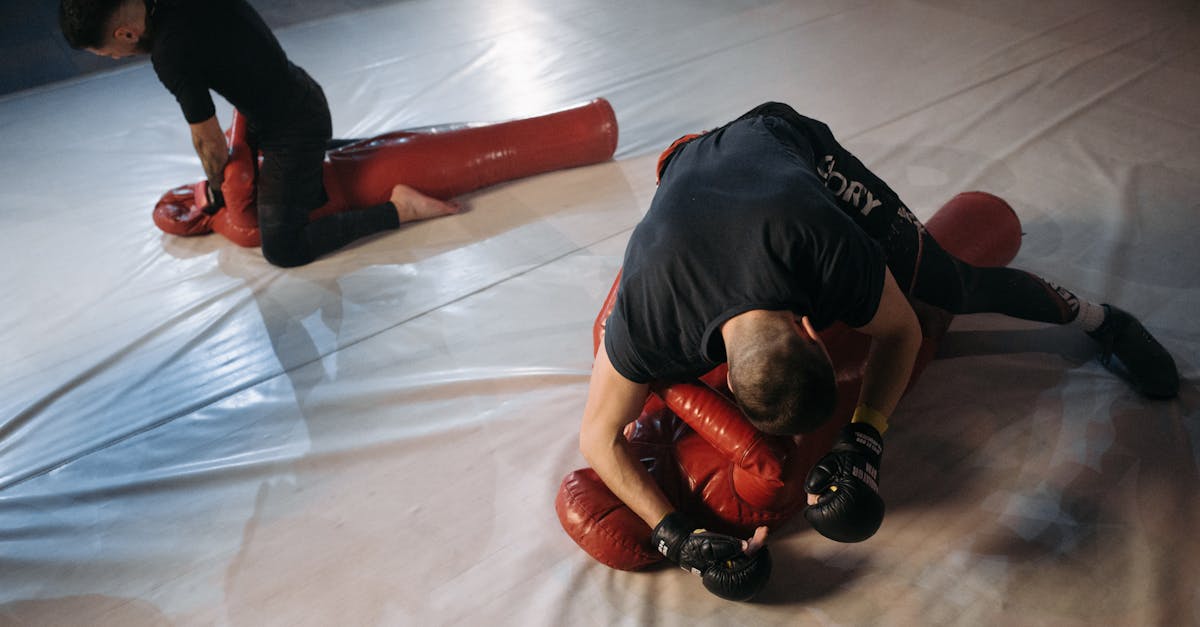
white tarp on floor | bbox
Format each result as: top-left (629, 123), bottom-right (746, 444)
top-left (1, 0), bottom-right (1197, 624)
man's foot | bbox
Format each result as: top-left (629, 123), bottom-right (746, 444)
top-left (1087, 304), bottom-right (1179, 398)
top-left (390, 184), bottom-right (461, 223)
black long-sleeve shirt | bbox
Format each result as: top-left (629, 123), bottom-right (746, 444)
top-left (149, 0), bottom-right (324, 143)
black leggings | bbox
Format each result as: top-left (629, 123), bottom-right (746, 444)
top-left (256, 142), bottom-right (399, 268)
top-left (897, 226), bottom-right (1078, 323)
top-left (251, 78), bottom-right (399, 268)
top-left (743, 101), bottom-right (1081, 325)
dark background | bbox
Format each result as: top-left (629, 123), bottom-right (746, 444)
top-left (0, 0), bottom-right (406, 97)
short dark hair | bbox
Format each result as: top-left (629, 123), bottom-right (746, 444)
top-left (727, 320), bottom-right (836, 435)
top-left (59, 0), bottom-right (128, 49)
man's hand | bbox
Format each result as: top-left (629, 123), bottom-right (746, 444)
top-left (189, 116), bottom-right (229, 201)
top-left (652, 512), bottom-right (771, 601)
top-left (804, 422), bottom-right (885, 542)
top-left (202, 180), bottom-right (225, 214)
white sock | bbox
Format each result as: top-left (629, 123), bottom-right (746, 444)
top-left (1072, 300), bottom-right (1107, 333)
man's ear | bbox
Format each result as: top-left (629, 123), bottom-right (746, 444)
top-left (800, 315), bottom-right (832, 362)
top-left (112, 1), bottom-right (146, 42)
top-left (799, 315), bottom-right (819, 341)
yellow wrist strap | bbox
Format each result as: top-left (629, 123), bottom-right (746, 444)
top-left (851, 404), bottom-right (889, 435)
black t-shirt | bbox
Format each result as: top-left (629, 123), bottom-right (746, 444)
top-left (604, 113), bottom-right (887, 383)
top-left (149, 0), bottom-right (321, 139)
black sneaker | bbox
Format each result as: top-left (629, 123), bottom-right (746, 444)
top-left (1086, 304), bottom-right (1179, 399)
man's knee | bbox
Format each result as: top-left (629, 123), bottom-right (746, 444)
top-left (259, 227), bottom-right (312, 268)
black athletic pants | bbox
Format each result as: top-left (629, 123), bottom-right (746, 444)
top-left (252, 74), bottom-right (399, 268)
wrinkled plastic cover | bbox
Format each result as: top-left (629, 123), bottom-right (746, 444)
top-left (1, 0), bottom-right (1197, 624)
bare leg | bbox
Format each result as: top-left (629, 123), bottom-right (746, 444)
top-left (389, 184), bottom-right (461, 224)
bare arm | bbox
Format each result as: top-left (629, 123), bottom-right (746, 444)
top-left (578, 346), bottom-right (672, 528)
top-left (189, 116), bottom-right (228, 188)
top-left (853, 267), bottom-right (923, 420)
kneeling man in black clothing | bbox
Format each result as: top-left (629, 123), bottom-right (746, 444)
top-left (60, 0), bottom-right (459, 267)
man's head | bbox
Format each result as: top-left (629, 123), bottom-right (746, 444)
top-left (725, 311), bottom-right (836, 435)
top-left (60, 0), bottom-right (150, 58)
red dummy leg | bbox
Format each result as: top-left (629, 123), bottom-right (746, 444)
top-left (320, 98), bottom-right (618, 212)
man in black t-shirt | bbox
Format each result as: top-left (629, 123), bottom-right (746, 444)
top-left (578, 102), bottom-right (1179, 579)
top-left (60, 0), bottom-right (459, 267)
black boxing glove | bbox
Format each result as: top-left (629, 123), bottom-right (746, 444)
top-left (651, 512), bottom-right (771, 601)
top-left (203, 180), bottom-right (225, 215)
top-left (804, 422), bottom-right (885, 543)
top-left (700, 543), bottom-right (772, 601)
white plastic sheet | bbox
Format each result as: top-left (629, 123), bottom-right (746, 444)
top-left (1, 0), bottom-right (1196, 624)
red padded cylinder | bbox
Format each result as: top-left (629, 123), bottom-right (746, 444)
top-left (326, 98), bottom-right (618, 209)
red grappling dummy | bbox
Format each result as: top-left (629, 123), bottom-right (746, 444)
top-left (556, 191), bottom-right (1021, 598)
top-left (153, 99), bottom-right (619, 249)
